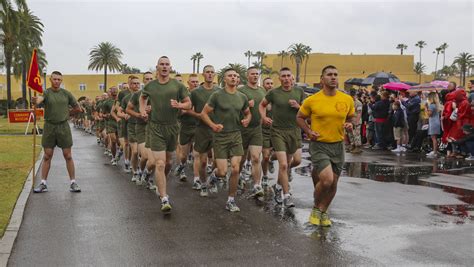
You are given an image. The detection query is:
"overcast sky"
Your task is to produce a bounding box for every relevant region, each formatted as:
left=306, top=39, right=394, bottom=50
left=27, top=0, right=473, bottom=75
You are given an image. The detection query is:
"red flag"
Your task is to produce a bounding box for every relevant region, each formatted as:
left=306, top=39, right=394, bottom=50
left=27, top=49, right=43, bottom=94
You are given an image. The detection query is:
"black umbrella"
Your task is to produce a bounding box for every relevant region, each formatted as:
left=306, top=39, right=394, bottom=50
left=78, top=96, right=87, bottom=102
left=344, top=78, right=366, bottom=86
left=362, top=72, right=400, bottom=86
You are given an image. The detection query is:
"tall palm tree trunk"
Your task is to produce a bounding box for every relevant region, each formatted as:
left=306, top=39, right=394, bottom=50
left=21, top=62, right=27, bottom=108
left=296, top=60, right=301, bottom=83
left=104, top=65, right=107, bottom=90
left=434, top=54, right=439, bottom=79
left=197, top=60, right=200, bottom=74
left=6, top=56, right=12, bottom=109
left=419, top=48, right=422, bottom=65
left=303, top=57, right=309, bottom=83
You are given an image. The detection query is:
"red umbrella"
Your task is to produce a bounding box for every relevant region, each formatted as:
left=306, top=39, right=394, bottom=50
left=383, top=82, right=411, bottom=91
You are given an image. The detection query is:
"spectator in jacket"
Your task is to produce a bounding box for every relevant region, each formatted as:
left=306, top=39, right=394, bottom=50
left=404, top=91, right=421, bottom=143
left=372, top=91, right=390, bottom=150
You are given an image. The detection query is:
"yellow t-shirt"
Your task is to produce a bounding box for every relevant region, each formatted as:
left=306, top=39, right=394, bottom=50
left=299, top=90, right=355, bottom=143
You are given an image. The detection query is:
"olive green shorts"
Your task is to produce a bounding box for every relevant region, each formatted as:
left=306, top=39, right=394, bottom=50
left=135, top=123, right=146, bottom=144
left=149, top=122, right=179, bottom=152
left=240, top=125, right=263, bottom=150
left=194, top=126, right=213, bottom=153
left=213, top=131, right=244, bottom=159
left=98, top=120, right=105, bottom=131
left=120, top=120, right=128, bottom=139
left=179, top=124, right=196, bottom=145
left=262, top=126, right=272, bottom=149
left=128, top=122, right=137, bottom=143
left=271, top=127, right=301, bottom=154
left=106, top=120, right=118, bottom=134
left=42, top=121, right=73, bottom=149
left=145, top=123, right=150, bottom=148
left=310, top=141, right=344, bottom=176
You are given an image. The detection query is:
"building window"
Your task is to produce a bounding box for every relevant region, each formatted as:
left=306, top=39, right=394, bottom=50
left=79, top=83, right=86, bottom=91
left=99, top=83, right=105, bottom=91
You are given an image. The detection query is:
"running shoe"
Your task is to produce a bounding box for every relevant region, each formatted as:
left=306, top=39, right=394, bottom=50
left=272, top=184, right=283, bottom=204
left=321, top=211, right=332, bottom=227
left=174, top=164, right=185, bottom=177
left=131, top=173, right=139, bottom=183
left=209, top=174, right=219, bottom=193
left=33, top=183, right=48, bottom=193
left=200, top=185, right=209, bottom=197
left=283, top=195, right=295, bottom=208
left=192, top=180, right=202, bottom=190
left=161, top=199, right=172, bottom=213
left=269, top=161, right=275, bottom=174
left=262, top=175, right=269, bottom=187
left=179, top=172, right=187, bottom=182
left=225, top=200, right=240, bottom=212
left=70, top=182, right=81, bottom=193
left=251, top=185, right=264, bottom=197
left=309, top=207, right=321, bottom=226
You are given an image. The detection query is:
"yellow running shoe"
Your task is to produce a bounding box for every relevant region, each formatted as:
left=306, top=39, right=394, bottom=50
left=161, top=200, right=172, bottom=213
left=321, top=211, right=332, bottom=227
left=309, top=207, right=321, bottom=226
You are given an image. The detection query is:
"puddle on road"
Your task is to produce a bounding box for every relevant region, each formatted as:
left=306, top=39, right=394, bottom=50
left=294, top=160, right=474, bottom=222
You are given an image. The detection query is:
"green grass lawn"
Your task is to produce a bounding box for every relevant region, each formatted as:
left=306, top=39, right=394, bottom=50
left=0, top=116, right=44, bottom=135
left=0, top=135, right=41, bottom=238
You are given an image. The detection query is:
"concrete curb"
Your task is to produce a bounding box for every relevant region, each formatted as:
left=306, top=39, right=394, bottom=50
left=0, top=150, right=43, bottom=267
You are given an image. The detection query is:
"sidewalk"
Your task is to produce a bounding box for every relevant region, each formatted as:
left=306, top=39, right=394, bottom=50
left=7, top=126, right=366, bottom=266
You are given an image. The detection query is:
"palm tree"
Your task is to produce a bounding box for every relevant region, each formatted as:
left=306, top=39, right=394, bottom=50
left=439, top=43, right=448, bottom=68
left=244, top=50, right=253, bottom=68
left=289, top=43, right=309, bottom=83
left=217, top=63, right=247, bottom=87
left=396, top=44, right=408, bottom=55
left=190, top=54, right=197, bottom=73
left=439, top=64, right=458, bottom=78
left=1, top=0, right=25, bottom=107
left=277, top=50, right=288, bottom=69
left=453, top=52, right=474, bottom=87
left=433, top=46, right=442, bottom=79
left=88, top=42, right=123, bottom=90
left=303, top=45, right=312, bottom=83
left=415, top=40, right=427, bottom=66
left=13, top=5, right=44, bottom=107
left=414, top=62, right=426, bottom=83
left=195, top=52, right=204, bottom=73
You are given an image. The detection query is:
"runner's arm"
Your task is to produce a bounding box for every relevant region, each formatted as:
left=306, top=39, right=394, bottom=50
left=200, top=104, right=222, bottom=132
left=297, top=111, right=318, bottom=141
left=126, top=102, right=141, bottom=118
left=139, top=94, right=149, bottom=120
left=259, top=98, right=272, bottom=125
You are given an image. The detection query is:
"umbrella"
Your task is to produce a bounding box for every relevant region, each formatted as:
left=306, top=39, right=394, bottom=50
left=382, top=82, right=411, bottom=91
left=78, top=96, right=87, bottom=102
left=344, top=78, right=366, bottom=86
left=409, top=83, right=445, bottom=92
left=430, top=80, right=449, bottom=89
left=402, top=81, right=419, bottom=86
left=362, top=72, right=400, bottom=86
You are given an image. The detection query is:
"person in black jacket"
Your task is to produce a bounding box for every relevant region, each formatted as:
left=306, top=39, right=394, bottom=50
left=404, top=91, right=421, bottom=143
left=391, top=100, right=405, bottom=153
left=372, top=91, right=391, bottom=149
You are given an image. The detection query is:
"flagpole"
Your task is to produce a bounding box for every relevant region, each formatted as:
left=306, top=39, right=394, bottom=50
left=32, top=90, right=37, bottom=188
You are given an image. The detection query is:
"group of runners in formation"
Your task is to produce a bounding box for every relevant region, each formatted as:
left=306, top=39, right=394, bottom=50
left=33, top=57, right=355, bottom=227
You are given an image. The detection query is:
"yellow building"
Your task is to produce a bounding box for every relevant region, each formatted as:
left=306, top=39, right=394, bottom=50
left=0, top=53, right=472, bottom=100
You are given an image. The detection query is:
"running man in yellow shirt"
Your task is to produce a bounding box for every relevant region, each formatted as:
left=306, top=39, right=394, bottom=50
left=297, top=65, right=355, bottom=227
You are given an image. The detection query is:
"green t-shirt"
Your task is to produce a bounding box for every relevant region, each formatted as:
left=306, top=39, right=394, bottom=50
left=101, top=98, right=116, bottom=122
left=43, top=88, right=78, bottom=123
left=207, top=89, right=249, bottom=133
left=118, top=89, right=130, bottom=104
left=142, top=79, right=189, bottom=124
left=238, top=85, right=266, bottom=128
left=190, top=85, right=220, bottom=127
left=121, top=93, right=133, bottom=111
left=264, top=86, right=305, bottom=129
left=129, top=90, right=146, bottom=124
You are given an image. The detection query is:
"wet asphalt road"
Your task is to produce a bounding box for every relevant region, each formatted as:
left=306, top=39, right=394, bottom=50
left=8, top=125, right=474, bottom=266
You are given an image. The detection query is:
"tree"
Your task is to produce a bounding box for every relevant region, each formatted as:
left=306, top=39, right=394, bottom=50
left=217, top=63, right=247, bottom=87
left=253, top=51, right=266, bottom=71
left=289, top=43, right=309, bottom=83
left=277, top=50, right=288, bottom=69
left=190, top=54, right=197, bottom=73
left=120, top=64, right=141, bottom=74
left=414, top=62, right=426, bottom=83
left=433, top=46, right=442, bottom=79
left=415, top=40, right=427, bottom=67
left=195, top=52, right=204, bottom=73
left=396, top=44, right=407, bottom=55
left=453, top=52, right=473, bottom=87
left=439, top=64, right=458, bottom=78
left=88, top=42, right=123, bottom=90
left=244, top=50, right=253, bottom=68
left=303, top=45, right=312, bottom=83
left=439, top=42, right=448, bottom=68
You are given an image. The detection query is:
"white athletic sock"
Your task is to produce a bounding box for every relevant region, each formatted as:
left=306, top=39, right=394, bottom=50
left=283, top=193, right=291, bottom=199
left=161, top=196, right=168, bottom=202
left=70, top=179, right=76, bottom=184
left=227, top=196, right=234, bottom=202
left=41, top=179, right=47, bottom=185
left=193, top=177, right=199, bottom=182
left=275, top=183, right=282, bottom=190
